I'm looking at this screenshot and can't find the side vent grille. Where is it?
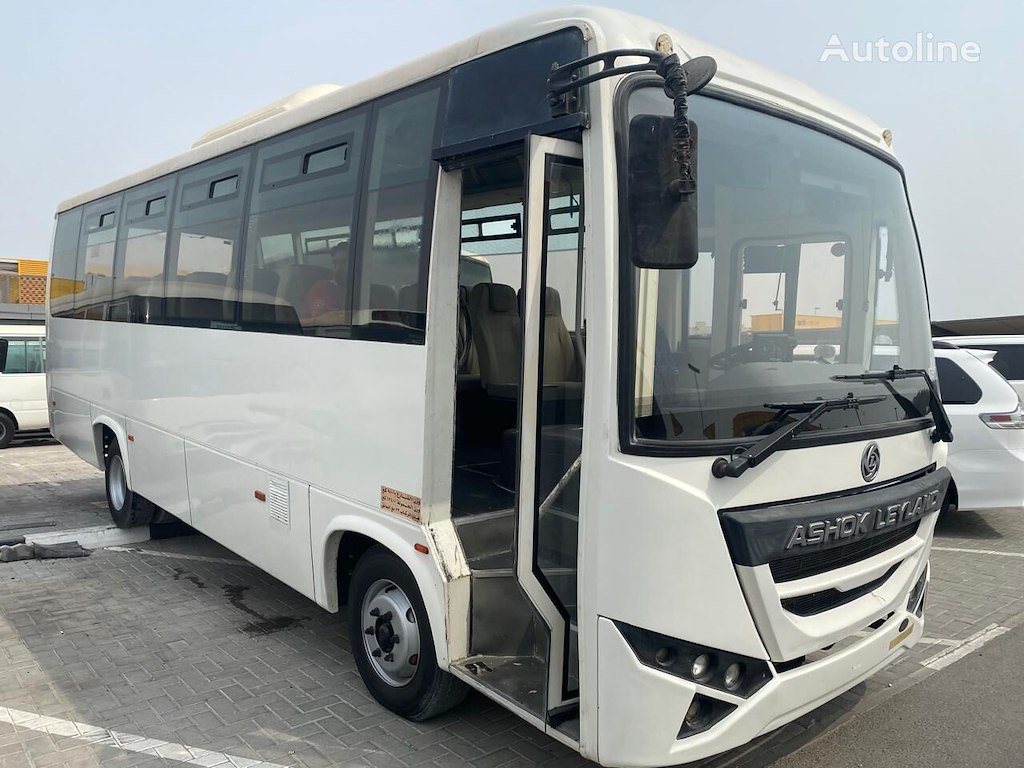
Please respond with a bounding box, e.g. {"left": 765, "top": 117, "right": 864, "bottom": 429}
{"left": 268, "top": 478, "right": 290, "bottom": 527}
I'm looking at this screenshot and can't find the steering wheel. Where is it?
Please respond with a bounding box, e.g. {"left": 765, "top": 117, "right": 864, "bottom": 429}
{"left": 708, "top": 343, "right": 755, "bottom": 371}
{"left": 457, "top": 293, "right": 474, "bottom": 373}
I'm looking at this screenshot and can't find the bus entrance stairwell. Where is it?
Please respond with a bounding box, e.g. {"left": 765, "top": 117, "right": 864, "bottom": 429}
{"left": 448, "top": 139, "right": 586, "bottom": 733}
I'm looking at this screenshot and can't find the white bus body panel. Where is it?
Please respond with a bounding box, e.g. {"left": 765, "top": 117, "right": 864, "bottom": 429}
{"left": 48, "top": 317, "right": 429, "bottom": 604}
{"left": 125, "top": 419, "right": 192, "bottom": 524}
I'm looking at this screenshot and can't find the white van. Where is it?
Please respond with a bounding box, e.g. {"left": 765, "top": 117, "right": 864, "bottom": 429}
{"left": 0, "top": 324, "right": 48, "bottom": 448}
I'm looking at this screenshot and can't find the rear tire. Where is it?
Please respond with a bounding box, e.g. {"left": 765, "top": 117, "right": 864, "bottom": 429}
{"left": 104, "top": 439, "right": 154, "bottom": 528}
{"left": 0, "top": 413, "right": 14, "bottom": 449}
{"left": 348, "top": 546, "right": 467, "bottom": 721}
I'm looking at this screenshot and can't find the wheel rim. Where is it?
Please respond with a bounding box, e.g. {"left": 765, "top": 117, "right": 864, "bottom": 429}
{"left": 108, "top": 455, "right": 127, "bottom": 511}
{"left": 360, "top": 578, "right": 421, "bottom": 687}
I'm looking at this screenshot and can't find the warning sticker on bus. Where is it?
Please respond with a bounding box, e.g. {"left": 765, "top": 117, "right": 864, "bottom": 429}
{"left": 381, "top": 486, "right": 422, "bottom": 522}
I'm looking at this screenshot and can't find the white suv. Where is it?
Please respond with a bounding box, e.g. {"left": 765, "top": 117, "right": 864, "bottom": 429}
{"left": 934, "top": 340, "right": 1024, "bottom": 512}
{"left": 941, "top": 335, "right": 1024, "bottom": 399}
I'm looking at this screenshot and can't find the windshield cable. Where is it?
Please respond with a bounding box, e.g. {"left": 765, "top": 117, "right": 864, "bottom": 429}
{"left": 711, "top": 393, "right": 886, "bottom": 479}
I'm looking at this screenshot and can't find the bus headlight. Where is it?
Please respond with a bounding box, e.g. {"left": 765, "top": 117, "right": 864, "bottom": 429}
{"left": 691, "top": 653, "right": 713, "bottom": 681}
{"left": 615, "top": 620, "right": 772, "bottom": 698}
{"left": 723, "top": 662, "right": 744, "bottom": 691}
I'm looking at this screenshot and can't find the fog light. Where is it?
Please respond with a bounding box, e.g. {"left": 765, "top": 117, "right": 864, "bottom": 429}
{"left": 691, "top": 653, "right": 713, "bottom": 680}
{"left": 684, "top": 697, "right": 706, "bottom": 728}
{"left": 655, "top": 646, "right": 677, "bottom": 666}
{"left": 723, "top": 662, "right": 744, "bottom": 691}
{"left": 677, "top": 693, "right": 737, "bottom": 739}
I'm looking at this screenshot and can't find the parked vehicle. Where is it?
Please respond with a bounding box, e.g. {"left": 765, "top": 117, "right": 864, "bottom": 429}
{"left": 0, "top": 324, "right": 48, "bottom": 448}
{"left": 934, "top": 340, "right": 1024, "bottom": 512}
{"left": 47, "top": 8, "right": 951, "bottom": 765}
{"left": 942, "top": 335, "right": 1024, "bottom": 399}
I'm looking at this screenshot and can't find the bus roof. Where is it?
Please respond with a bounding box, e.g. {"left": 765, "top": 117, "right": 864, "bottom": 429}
{"left": 57, "top": 5, "right": 889, "bottom": 214}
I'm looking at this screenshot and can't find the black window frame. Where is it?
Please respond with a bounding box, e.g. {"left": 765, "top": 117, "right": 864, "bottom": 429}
{"left": 613, "top": 73, "right": 933, "bottom": 458}
{"left": 48, "top": 73, "right": 448, "bottom": 349}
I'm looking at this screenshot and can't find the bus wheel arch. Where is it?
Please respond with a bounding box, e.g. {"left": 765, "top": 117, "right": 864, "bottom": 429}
{"left": 346, "top": 543, "right": 467, "bottom": 720}
{"left": 0, "top": 409, "right": 18, "bottom": 449}
{"left": 95, "top": 422, "right": 153, "bottom": 528}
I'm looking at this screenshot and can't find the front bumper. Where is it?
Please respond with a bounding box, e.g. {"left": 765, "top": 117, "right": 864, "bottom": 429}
{"left": 595, "top": 602, "right": 923, "bottom": 767}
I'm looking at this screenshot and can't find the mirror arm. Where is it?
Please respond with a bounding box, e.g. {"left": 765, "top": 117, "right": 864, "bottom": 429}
{"left": 655, "top": 54, "right": 695, "bottom": 197}
{"left": 548, "top": 49, "right": 716, "bottom": 198}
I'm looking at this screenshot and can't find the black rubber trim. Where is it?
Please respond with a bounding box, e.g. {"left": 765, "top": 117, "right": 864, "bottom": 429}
{"left": 770, "top": 520, "right": 919, "bottom": 583}
{"left": 720, "top": 467, "right": 950, "bottom": 567}
{"left": 781, "top": 562, "right": 901, "bottom": 616}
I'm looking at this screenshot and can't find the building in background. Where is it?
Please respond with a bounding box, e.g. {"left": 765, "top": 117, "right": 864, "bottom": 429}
{"left": 0, "top": 259, "right": 47, "bottom": 322}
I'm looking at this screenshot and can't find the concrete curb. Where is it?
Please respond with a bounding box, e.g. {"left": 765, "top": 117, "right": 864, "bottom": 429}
{"left": 24, "top": 525, "right": 150, "bottom": 550}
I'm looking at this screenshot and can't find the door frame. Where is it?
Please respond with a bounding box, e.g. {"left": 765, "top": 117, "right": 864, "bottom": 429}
{"left": 516, "top": 135, "right": 585, "bottom": 711}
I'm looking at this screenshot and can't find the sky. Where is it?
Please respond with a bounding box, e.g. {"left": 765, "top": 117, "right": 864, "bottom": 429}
{"left": 0, "top": 1, "right": 1019, "bottom": 321}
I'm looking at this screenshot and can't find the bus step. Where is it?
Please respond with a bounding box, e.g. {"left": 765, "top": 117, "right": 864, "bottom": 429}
{"left": 454, "top": 507, "right": 514, "bottom": 565}
{"left": 470, "top": 571, "right": 547, "bottom": 659}
{"left": 453, "top": 654, "right": 546, "bottom": 719}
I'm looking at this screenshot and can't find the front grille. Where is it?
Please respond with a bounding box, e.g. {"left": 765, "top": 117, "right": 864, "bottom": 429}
{"left": 781, "top": 563, "right": 901, "bottom": 616}
{"left": 769, "top": 521, "right": 919, "bottom": 583}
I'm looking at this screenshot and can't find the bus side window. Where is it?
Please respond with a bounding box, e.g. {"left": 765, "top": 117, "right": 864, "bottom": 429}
{"left": 76, "top": 195, "right": 123, "bottom": 320}
{"left": 354, "top": 86, "right": 441, "bottom": 342}
{"left": 49, "top": 208, "right": 84, "bottom": 318}
{"left": 242, "top": 110, "right": 368, "bottom": 335}
{"left": 167, "top": 153, "right": 250, "bottom": 327}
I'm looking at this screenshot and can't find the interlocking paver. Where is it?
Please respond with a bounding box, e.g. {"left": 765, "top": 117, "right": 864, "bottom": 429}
{"left": 3, "top": 443, "right": 1024, "bottom": 767}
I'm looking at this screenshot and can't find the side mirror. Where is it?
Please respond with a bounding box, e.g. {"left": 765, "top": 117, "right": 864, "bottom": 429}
{"left": 0, "top": 340, "right": 7, "bottom": 373}
{"left": 627, "top": 115, "right": 699, "bottom": 269}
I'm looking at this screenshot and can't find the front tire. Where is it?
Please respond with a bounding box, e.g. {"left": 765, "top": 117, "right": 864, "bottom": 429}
{"left": 104, "top": 439, "right": 154, "bottom": 528}
{"left": 0, "top": 413, "right": 15, "bottom": 449}
{"left": 348, "top": 546, "right": 467, "bottom": 721}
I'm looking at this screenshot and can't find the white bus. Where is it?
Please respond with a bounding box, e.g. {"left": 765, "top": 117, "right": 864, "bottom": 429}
{"left": 0, "top": 324, "right": 48, "bottom": 448}
{"left": 47, "top": 8, "right": 951, "bottom": 766}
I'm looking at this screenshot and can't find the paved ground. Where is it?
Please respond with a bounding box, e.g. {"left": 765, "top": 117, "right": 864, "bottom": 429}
{"left": 1, "top": 441, "right": 1022, "bottom": 767}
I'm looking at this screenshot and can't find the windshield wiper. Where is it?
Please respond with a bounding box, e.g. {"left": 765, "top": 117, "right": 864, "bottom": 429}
{"left": 711, "top": 394, "right": 886, "bottom": 479}
{"left": 831, "top": 366, "right": 953, "bottom": 444}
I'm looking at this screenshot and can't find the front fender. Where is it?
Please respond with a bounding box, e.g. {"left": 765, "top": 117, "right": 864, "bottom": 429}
{"left": 313, "top": 507, "right": 449, "bottom": 666}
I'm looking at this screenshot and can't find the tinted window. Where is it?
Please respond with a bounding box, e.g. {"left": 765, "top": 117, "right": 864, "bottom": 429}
{"left": 980, "top": 345, "right": 1024, "bottom": 381}
{"left": 242, "top": 110, "right": 367, "bottom": 335}
{"left": 167, "top": 152, "right": 250, "bottom": 327}
{"left": 936, "top": 357, "right": 983, "bottom": 405}
{"left": 76, "top": 195, "right": 123, "bottom": 318}
{"left": 1, "top": 339, "right": 45, "bottom": 375}
{"left": 49, "top": 208, "right": 84, "bottom": 316}
{"left": 356, "top": 86, "right": 440, "bottom": 342}
{"left": 114, "top": 178, "right": 176, "bottom": 321}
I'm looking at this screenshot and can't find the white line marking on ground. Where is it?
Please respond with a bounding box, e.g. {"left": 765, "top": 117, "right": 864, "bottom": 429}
{"left": 105, "top": 546, "right": 253, "bottom": 567}
{"left": 0, "top": 706, "right": 292, "bottom": 767}
{"left": 921, "top": 623, "right": 1011, "bottom": 670}
{"left": 932, "top": 546, "right": 1024, "bottom": 559}
{"left": 919, "top": 637, "right": 960, "bottom": 647}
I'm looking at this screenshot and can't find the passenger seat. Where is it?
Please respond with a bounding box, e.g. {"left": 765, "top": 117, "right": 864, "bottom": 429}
{"left": 469, "top": 283, "right": 521, "bottom": 399}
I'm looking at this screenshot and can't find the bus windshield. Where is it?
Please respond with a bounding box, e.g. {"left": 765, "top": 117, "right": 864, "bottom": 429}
{"left": 624, "top": 89, "right": 934, "bottom": 446}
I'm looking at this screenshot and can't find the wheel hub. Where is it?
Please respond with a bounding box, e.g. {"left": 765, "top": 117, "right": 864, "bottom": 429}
{"left": 108, "top": 455, "right": 127, "bottom": 511}
{"left": 360, "top": 579, "right": 421, "bottom": 687}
